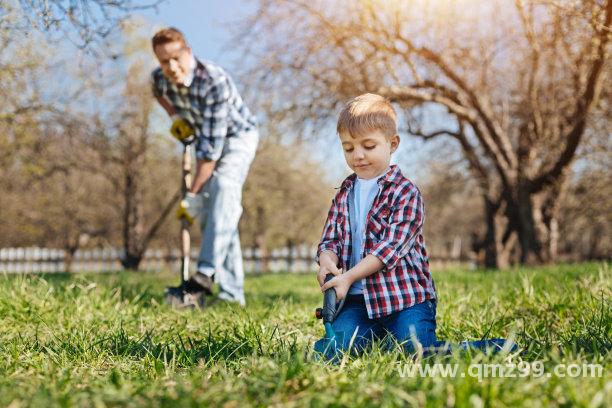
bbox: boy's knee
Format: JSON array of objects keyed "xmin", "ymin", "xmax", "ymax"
[{"xmin": 401, "ymin": 330, "xmax": 437, "ymax": 354}]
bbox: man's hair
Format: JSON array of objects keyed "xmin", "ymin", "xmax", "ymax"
[
  {"xmin": 337, "ymin": 93, "xmax": 397, "ymax": 138},
  {"xmin": 152, "ymin": 27, "xmax": 188, "ymax": 49}
]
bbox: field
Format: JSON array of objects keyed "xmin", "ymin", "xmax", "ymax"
[{"xmin": 0, "ymin": 263, "xmax": 610, "ymax": 407}]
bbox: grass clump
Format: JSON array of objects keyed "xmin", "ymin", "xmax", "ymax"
[{"xmin": 0, "ymin": 263, "xmax": 609, "ymax": 407}]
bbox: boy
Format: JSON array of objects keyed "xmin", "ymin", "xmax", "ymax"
[{"xmin": 316, "ymin": 93, "xmax": 438, "ymax": 354}]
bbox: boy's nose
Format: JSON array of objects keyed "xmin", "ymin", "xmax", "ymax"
[{"xmin": 354, "ymin": 148, "xmax": 365, "ymax": 159}]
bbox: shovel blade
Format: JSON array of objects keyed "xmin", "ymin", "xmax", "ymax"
[{"xmin": 164, "ymin": 286, "xmax": 206, "ymax": 309}]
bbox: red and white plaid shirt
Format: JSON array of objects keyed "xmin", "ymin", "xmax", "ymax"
[{"xmin": 317, "ymin": 165, "xmax": 437, "ymax": 319}]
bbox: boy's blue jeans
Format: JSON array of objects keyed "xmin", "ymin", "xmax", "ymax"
[
  {"xmin": 196, "ymin": 129, "xmax": 259, "ymax": 305},
  {"xmin": 331, "ymin": 295, "xmax": 438, "ymax": 353},
  {"xmin": 317, "ymin": 295, "xmax": 518, "ymax": 358}
]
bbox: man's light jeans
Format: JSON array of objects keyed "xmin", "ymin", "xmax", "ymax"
[{"xmin": 196, "ymin": 129, "xmax": 258, "ymax": 305}]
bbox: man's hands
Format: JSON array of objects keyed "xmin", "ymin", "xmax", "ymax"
[
  {"xmin": 176, "ymin": 192, "xmax": 203, "ymax": 224},
  {"xmin": 170, "ymin": 115, "xmax": 195, "ymax": 143}
]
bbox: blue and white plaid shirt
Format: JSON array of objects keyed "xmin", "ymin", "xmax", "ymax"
[{"xmin": 151, "ymin": 59, "xmax": 257, "ymax": 161}]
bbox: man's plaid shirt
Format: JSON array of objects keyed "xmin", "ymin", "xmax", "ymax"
[
  {"xmin": 317, "ymin": 165, "xmax": 437, "ymax": 319},
  {"xmin": 151, "ymin": 59, "xmax": 257, "ymax": 161}
]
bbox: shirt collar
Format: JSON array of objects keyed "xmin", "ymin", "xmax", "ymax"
[{"xmin": 339, "ymin": 165, "xmax": 401, "ymax": 191}]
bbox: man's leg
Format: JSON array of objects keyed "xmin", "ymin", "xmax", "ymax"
[
  {"xmin": 217, "ymin": 228, "xmax": 245, "ymax": 305},
  {"xmin": 195, "ymin": 175, "xmax": 243, "ymax": 299},
  {"xmin": 195, "ymin": 130, "xmax": 258, "ymax": 304}
]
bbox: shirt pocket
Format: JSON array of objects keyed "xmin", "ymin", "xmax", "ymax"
[{"xmin": 367, "ymin": 203, "xmax": 392, "ymax": 241}]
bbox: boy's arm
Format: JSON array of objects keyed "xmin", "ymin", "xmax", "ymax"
[
  {"xmin": 370, "ymin": 188, "xmax": 424, "ymax": 270},
  {"xmin": 320, "ymin": 254, "xmax": 382, "ymax": 299},
  {"xmin": 316, "ymin": 197, "xmax": 344, "ymax": 284},
  {"xmin": 317, "ymin": 250, "xmax": 341, "ymax": 286},
  {"xmin": 316, "ymin": 198, "xmax": 342, "ymax": 264},
  {"xmin": 320, "ymin": 188, "xmax": 424, "ymax": 300}
]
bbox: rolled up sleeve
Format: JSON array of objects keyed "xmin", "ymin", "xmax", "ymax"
[
  {"xmin": 150, "ymin": 69, "xmax": 165, "ymax": 98},
  {"xmin": 196, "ymin": 78, "xmax": 230, "ymax": 161},
  {"xmin": 316, "ymin": 198, "xmax": 342, "ymax": 264},
  {"xmin": 370, "ymin": 189, "xmax": 424, "ymax": 270}
]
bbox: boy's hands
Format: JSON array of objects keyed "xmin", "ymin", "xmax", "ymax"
[
  {"xmin": 320, "ymin": 274, "xmax": 352, "ymax": 301},
  {"xmin": 317, "ymin": 251, "xmax": 341, "ymax": 286}
]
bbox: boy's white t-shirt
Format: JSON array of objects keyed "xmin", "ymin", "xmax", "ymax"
[{"xmin": 348, "ymin": 175, "xmax": 382, "ymax": 295}]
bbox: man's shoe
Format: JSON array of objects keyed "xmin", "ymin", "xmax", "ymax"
[
  {"xmin": 164, "ymin": 285, "xmax": 206, "ymax": 309},
  {"xmin": 185, "ymin": 272, "xmax": 214, "ymax": 296}
]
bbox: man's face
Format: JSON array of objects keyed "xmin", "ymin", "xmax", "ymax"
[
  {"xmin": 154, "ymin": 41, "xmax": 193, "ymax": 85},
  {"xmin": 340, "ymin": 130, "xmax": 399, "ymax": 179}
]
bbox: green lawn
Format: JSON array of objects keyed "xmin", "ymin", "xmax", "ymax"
[{"xmin": 0, "ymin": 263, "xmax": 610, "ymax": 407}]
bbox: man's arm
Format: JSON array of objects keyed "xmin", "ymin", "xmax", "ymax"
[
  {"xmin": 190, "ymin": 159, "xmax": 216, "ymax": 194},
  {"xmin": 196, "ymin": 79, "xmax": 230, "ymax": 162},
  {"xmin": 153, "ymin": 95, "xmax": 213, "ymax": 194},
  {"xmin": 155, "ymin": 96, "xmax": 176, "ymax": 117}
]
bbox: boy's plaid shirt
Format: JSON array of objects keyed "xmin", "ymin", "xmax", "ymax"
[
  {"xmin": 317, "ymin": 165, "xmax": 437, "ymax": 319},
  {"xmin": 151, "ymin": 59, "xmax": 257, "ymax": 161}
]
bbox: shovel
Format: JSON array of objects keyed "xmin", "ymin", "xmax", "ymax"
[{"xmin": 164, "ymin": 142, "xmax": 205, "ymax": 309}]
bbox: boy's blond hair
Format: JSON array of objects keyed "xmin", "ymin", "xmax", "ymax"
[{"xmin": 337, "ymin": 93, "xmax": 397, "ymax": 138}]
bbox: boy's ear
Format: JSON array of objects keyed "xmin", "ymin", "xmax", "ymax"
[{"xmin": 390, "ymin": 134, "xmax": 400, "ymax": 153}]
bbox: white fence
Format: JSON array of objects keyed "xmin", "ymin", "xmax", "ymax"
[
  {"xmin": 0, "ymin": 246, "xmax": 320, "ymax": 274},
  {"xmin": 0, "ymin": 244, "xmax": 466, "ymax": 275}
]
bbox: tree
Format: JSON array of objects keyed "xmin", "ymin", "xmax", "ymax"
[
  {"xmin": 240, "ymin": 138, "xmax": 332, "ymax": 267},
  {"xmin": 0, "ymin": 15, "xmax": 182, "ymax": 271},
  {"xmin": 558, "ymin": 167, "xmax": 611, "ymax": 261},
  {"xmin": 2, "ymin": 0, "xmax": 163, "ymax": 48},
  {"xmin": 73, "ymin": 23, "xmax": 182, "ymax": 269},
  {"xmin": 419, "ymin": 157, "xmax": 485, "ymax": 262},
  {"xmin": 240, "ymin": 0, "xmax": 611, "ymax": 267}
]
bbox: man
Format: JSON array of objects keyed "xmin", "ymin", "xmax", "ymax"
[{"xmin": 151, "ymin": 27, "xmax": 258, "ymax": 306}]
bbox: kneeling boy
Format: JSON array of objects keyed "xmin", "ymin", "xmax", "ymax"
[{"xmin": 316, "ymin": 93, "xmax": 438, "ymax": 354}]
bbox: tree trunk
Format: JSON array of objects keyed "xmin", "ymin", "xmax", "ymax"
[
  {"xmin": 515, "ymin": 186, "xmax": 546, "ymax": 265},
  {"xmin": 121, "ymin": 252, "xmax": 142, "ymax": 270},
  {"xmin": 121, "ymin": 171, "xmax": 144, "ymax": 270},
  {"xmin": 64, "ymin": 248, "xmax": 76, "ymax": 273},
  {"xmin": 482, "ymin": 197, "xmax": 515, "ymax": 269},
  {"xmin": 286, "ymin": 239, "xmax": 295, "ymax": 272},
  {"xmin": 254, "ymin": 206, "xmax": 268, "ymax": 272},
  {"xmin": 480, "ymin": 181, "xmax": 565, "ymax": 268}
]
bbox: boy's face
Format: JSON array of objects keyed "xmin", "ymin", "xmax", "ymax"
[
  {"xmin": 154, "ymin": 40, "xmax": 193, "ymax": 85},
  {"xmin": 340, "ymin": 130, "xmax": 400, "ymax": 179}
]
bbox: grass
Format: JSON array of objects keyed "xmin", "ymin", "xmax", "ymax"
[{"xmin": 0, "ymin": 263, "xmax": 610, "ymax": 407}]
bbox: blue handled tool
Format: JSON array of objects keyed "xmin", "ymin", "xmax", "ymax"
[
  {"xmin": 164, "ymin": 142, "xmax": 205, "ymax": 309},
  {"xmin": 314, "ymin": 274, "xmax": 345, "ymax": 359}
]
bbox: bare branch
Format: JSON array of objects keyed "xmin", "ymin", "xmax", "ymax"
[{"xmin": 531, "ymin": 0, "xmax": 611, "ymax": 192}]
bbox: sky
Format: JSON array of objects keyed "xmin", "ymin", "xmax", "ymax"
[
  {"xmin": 136, "ymin": 0, "xmax": 437, "ymax": 184},
  {"xmin": 138, "ymin": 0, "xmax": 256, "ymax": 69}
]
